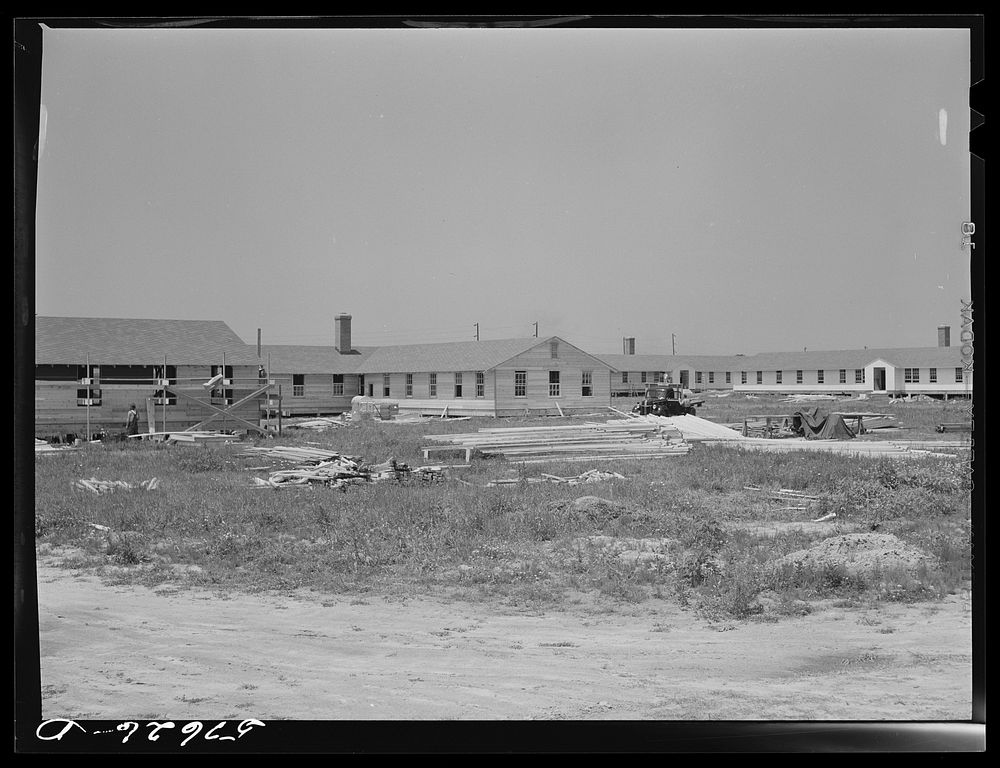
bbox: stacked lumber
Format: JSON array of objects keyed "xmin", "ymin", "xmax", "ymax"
[
  {"xmin": 630, "ymin": 414, "xmax": 746, "ymax": 441},
  {"xmin": 74, "ymin": 477, "xmax": 159, "ymax": 494},
  {"xmin": 423, "ymin": 420, "xmax": 690, "ymax": 463},
  {"xmin": 167, "ymin": 432, "xmax": 237, "ymax": 445}
]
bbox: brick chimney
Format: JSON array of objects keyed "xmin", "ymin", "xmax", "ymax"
[
  {"xmin": 938, "ymin": 325, "xmax": 951, "ymax": 347},
  {"xmin": 335, "ymin": 314, "xmax": 352, "ymax": 353}
]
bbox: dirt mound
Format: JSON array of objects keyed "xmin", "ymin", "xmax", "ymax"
[
  {"xmin": 547, "ymin": 496, "xmax": 631, "ymax": 524},
  {"xmin": 773, "ymin": 533, "xmax": 933, "ymax": 577}
]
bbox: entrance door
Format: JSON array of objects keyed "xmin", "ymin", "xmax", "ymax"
[
  {"xmin": 679, "ymin": 370, "xmax": 689, "ymax": 389},
  {"xmin": 873, "ymin": 367, "xmax": 886, "ymax": 391},
  {"xmin": 367, "ymin": 382, "xmax": 374, "ymax": 397}
]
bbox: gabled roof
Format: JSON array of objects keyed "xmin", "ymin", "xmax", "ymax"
[
  {"xmin": 595, "ymin": 353, "xmax": 749, "ymax": 371},
  {"xmin": 739, "ymin": 347, "xmax": 965, "ymax": 371},
  {"xmin": 258, "ymin": 344, "xmax": 378, "ymax": 374},
  {"xmin": 35, "ymin": 316, "xmax": 261, "ymax": 366},
  {"xmin": 594, "ymin": 354, "xmax": 687, "ymax": 372},
  {"xmin": 354, "ymin": 336, "xmax": 615, "ymax": 374}
]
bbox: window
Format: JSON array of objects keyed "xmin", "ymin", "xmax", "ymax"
[
  {"xmin": 429, "ymin": 373, "xmax": 437, "ymax": 398},
  {"xmin": 293, "ymin": 374, "xmax": 305, "ymax": 397},
  {"xmin": 333, "ymin": 374, "xmax": 344, "ymax": 396},
  {"xmin": 904, "ymin": 368, "xmax": 920, "ymax": 383},
  {"xmin": 741, "ymin": 371, "xmax": 747, "ymax": 385},
  {"xmin": 817, "ymin": 370, "xmax": 824, "ymax": 384},
  {"xmin": 582, "ymin": 370, "xmax": 593, "ymax": 397},
  {"xmin": 514, "ymin": 370, "xmax": 526, "ymax": 397},
  {"xmin": 655, "ymin": 371, "xmax": 665, "ymax": 383},
  {"xmin": 476, "ymin": 371, "xmax": 485, "ymax": 398},
  {"xmin": 405, "ymin": 373, "xmax": 413, "ymax": 397},
  {"xmin": 622, "ymin": 372, "xmax": 629, "ymax": 384},
  {"xmin": 695, "ymin": 372, "xmax": 702, "ymax": 384},
  {"xmin": 776, "ymin": 371, "xmax": 783, "ymax": 384},
  {"xmin": 641, "ymin": 371, "xmax": 647, "ymax": 384},
  {"xmin": 76, "ymin": 388, "xmax": 102, "ymax": 406},
  {"xmin": 548, "ymin": 370, "xmax": 560, "ymax": 397},
  {"xmin": 839, "ymin": 369, "xmax": 846, "ymax": 384},
  {"xmin": 725, "ymin": 372, "xmax": 731, "ymax": 384},
  {"xmin": 929, "ymin": 368, "xmax": 937, "ymax": 383},
  {"xmin": 756, "ymin": 371, "xmax": 762, "ymax": 384},
  {"xmin": 708, "ymin": 372, "xmax": 715, "ymax": 384},
  {"xmin": 550, "ymin": 340, "xmax": 559, "ymax": 358},
  {"xmin": 795, "ymin": 370, "xmax": 803, "ymax": 384},
  {"xmin": 383, "ymin": 374, "xmax": 391, "ymax": 397},
  {"xmin": 151, "ymin": 389, "xmax": 176, "ymax": 406},
  {"xmin": 454, "ymin": 372, "xmax": 463, "ymax": 398},
  {"xmin": 855, "ymin": 369, "xmax": 865, "ymax": 383},
  {"xmin": 955, "ymin": 367, "xmax": 963, "ymax": 383}
]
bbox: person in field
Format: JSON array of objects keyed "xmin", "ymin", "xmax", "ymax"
[{"xmin": 125, "ymin": 403, "xmax": 140, "ymax": 437}]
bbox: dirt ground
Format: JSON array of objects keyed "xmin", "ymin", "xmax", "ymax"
[{"xmin": 36, "ymin": 555, "xmax": 972, "ymax": 722}]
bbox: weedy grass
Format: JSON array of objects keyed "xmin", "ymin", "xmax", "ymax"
[{"xmin": 33, "ymin": 416, "xmax": 973, "ymax": 619}]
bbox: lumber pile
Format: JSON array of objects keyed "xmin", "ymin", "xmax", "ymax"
[
  {"xmin": 422, "ymin": 419, "xmax": 691, "ymax": 463},
  {"xmin": 248, "ymin": 451, "xmax": 446, "ymax": 489},
  {"xmin": 243, "ymin": 445, "xmax": 352, "ymax": 464},
  {"xmin": 74, "ymin": 477, "xmax": 159, "ymax": 494},
  {"xmin": 285, "ymin": 417, "xmax": 347, "ymax": 431},
  {"xmin": 629, "ymin": 414, "xmax": 747, "ymax": 441},
  {"xmin": 166, "ymin": 432, "xmax": 237, "ymax": 445}
]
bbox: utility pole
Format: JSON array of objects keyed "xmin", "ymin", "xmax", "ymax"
[
  {"xmin": 671, "ymin": 333, "xmax": 676, "ymax": 356},
  {"xmin": 474, "ymin": 323, "xmax": 479, "ymax": 341}
]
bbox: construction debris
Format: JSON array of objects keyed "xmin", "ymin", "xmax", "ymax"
[
  {"xmin": 485, "ymin": 469, "xmax": 627, "ymax": 487},
  {"xmin": 250, "ymin": 453, "xmax": 446, "ymax": 490},
  {"xmin": 74, "ymin": 477, "xmax": 159, "ymax": 494},
  {"xmin": 423, "ymin": 419, "xmax": 691, "ymax": 463}
]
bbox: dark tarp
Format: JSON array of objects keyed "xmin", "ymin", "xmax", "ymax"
[{"xmin": 793, "ymin": 408, "xmax": 856, "ymax": 440}]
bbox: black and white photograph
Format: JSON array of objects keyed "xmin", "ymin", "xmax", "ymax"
[{"xmin": 15, "ymin": 15, "xmax": 983, "ymax": 753}]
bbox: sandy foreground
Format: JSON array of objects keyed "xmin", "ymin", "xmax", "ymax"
[{"xmin": 36, "ymin": 557, "xmax": 972, "ymax": 722}]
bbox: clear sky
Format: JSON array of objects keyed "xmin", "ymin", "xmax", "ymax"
[{"xmin": 34, "ymin": 23, "xmax": 972, "ymax": 356}]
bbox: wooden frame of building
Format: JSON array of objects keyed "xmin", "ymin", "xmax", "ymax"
[{"xmin": 35, "ymin": 317, "xmax": 268, "ymax": 438}]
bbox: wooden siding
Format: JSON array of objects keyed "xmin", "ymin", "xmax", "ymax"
[
  {"xmin": 493, "ymin": 342, "xmax": 612, "ymax": 414},
  {"xmin": 268, "ymin": 373, "xmax": 362, "ymax": 416},
  {"xmin": 365, "ymin": 371, "xmax": 493, "ymax": 413},
  {"xmin": 35, "ymin": 364, "xmax": 265, "ymax": 436}
]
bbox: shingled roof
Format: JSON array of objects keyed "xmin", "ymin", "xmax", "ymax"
[
  {"xmin": 354, "ymin": 336, "xmax": 614, "ymax": 375},
  {"xmin": 258, "ymin": 344, "xmax": 378, "ymax": 374},
  {"xmin": 35, "ymin": 316, "xmax": 261, "ymax": 366},
  {"xmin": 737, "ymin": 347, "xmax": 966, "ymax": 371}
]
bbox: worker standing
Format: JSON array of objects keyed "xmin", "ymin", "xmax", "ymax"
[{"xmin": 125, "ymin": 403, "xmax": 140, "ymax": 437}]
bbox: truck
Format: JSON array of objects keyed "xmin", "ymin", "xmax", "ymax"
[{"xmin": 631, "ymin": 384, "xmax": 704, "ymax": 417}]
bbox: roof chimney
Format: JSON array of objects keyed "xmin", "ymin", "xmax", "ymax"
[
  {"xmin": 623, "ymin": 337, "xmax": 636, "ymax": 355},
  {"xmin": 938, "ymin": 326, "xmax": 951, "ymax": 347},
  {"xmin": 335, "ymin": 314, "xmax": 352, "ymax": 353}
]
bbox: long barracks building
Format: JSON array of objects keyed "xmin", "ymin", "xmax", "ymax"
[{"xmin": 33, "ymin": 315, "xmax": 972, "ymax": 435}]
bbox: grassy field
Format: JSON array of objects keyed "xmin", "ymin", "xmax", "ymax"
[{"xmin": 34, "ymin": 406, "xmax": 972, "ymax": 622}]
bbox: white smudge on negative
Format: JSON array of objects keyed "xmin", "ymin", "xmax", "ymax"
[{"xmin": 939, "ymin": 108, "xmax": 948, "ymax": 146}]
